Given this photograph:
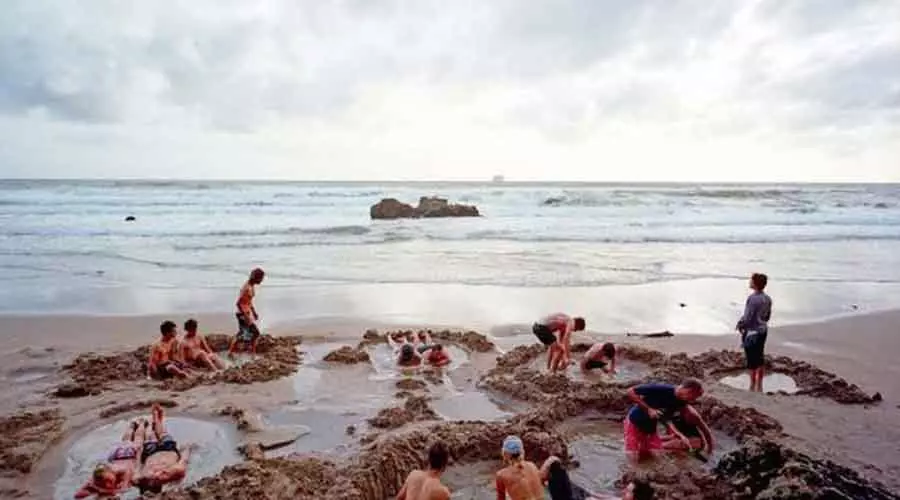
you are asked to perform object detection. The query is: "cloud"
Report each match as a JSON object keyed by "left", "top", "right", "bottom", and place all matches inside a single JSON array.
[{"left": 0, "top": 0, "right": 898, "bottom": 180}]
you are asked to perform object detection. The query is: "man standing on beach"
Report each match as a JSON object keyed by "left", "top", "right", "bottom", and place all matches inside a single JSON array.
[
  {"left": 396, "top": 441, "right": 451, "bottom": 500},
  {"left": 532, "top": 313, "right": 586, "bottom": 372},
  {"left": 228, "top": 267, "right": 265, "bottom": 357},
  {"left": 736, "top": 273, "right": 772, "bottom": 392}
]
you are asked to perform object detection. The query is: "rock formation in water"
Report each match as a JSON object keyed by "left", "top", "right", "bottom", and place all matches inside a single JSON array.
[{"left": 369, "top": 196, "right": 480, "bottom": 219}]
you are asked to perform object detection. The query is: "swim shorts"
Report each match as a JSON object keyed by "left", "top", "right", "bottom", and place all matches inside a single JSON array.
[
  {"left": 154, "top": 361, "right": 183, "bottom": 380},
  {"left": 623, "top": 419, "right": 662, "bottom": 453},
  {"left": 584, "top": 358, "right": 607, "bottom": 370},
  {"left": 107, "top": 442, "right": 138, "bottom": 462},
  {"left": 743, "top": 330, "right": 767, "bottom": 369},
  {"left": 235, "top": 313, "right": 261, "bottom": 343},
  {"left": 141, "top": 434, "right": 179, "bottom": 463},
  {"left": 532, "top": 323, "right": 557, "bottom": 346}
]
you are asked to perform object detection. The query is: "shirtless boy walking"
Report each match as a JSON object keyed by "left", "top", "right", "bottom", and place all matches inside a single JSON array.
[
  {"left": 228, "top": 268, "right": 265, "bottom": 357},
  {"left": 397, "top": 441, "right": 451, "bottom": 500},
  {"left": 532, "top": 314, "right": 586, "bottom": 372}
]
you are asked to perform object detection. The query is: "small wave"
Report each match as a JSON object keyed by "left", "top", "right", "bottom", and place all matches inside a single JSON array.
[{"left": 306, "top": 190, "right": 383, "bottom": 198}]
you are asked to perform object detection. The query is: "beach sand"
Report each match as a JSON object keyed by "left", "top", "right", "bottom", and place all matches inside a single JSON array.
[{"left": 1, "top": 310, "right": 898, "bottom": 496}]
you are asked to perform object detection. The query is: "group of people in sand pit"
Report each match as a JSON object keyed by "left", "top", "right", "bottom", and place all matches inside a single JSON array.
[
  {"left": 398, "top": 440, "right": 655, "bottom": 500},
  {"left": 147, "top": 268, "right": 267, "bottom": 380},
  {"left": 388, "top": 330, "right": 453, "bottom": 369},
  {"left": 75, "top": 404, "right": 193, "bottom": 498}
]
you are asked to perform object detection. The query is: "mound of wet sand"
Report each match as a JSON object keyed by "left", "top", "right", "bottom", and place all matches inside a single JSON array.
[
  {"left": 0, "top": 409, "right": 65, "bottom": 474},
  {"left": 98, "top": 398, "right": 177, "bottom": 419},
  {"left": 367, "top": 395, "right": 438, "bottom": 429},
  {"left": 395, "top": 378, "right": 427, "bottom": 391},
  {"left": 323, "top": 345, "right": 371, "bottom": 364},
  {"left": 56, "top": 335, "right": 302, "bottom": 396},
  {"left": 358, "top": 328, "right": 495, "bottom": 352}
]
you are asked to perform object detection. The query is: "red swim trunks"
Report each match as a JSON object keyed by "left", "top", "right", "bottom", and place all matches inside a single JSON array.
[{"left": 623, "top": 419, "right": 662, "bottom": 453}]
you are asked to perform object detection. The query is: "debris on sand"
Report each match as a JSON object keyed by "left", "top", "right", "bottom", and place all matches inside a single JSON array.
[
  {"left": 323, "top": 345, "right": 371, "bottom": 364},
  {"left": 0, "top": 409, "right": 65, "bottom": 474},
  {"left": 99, "top": 399, "right": 177, "bottom": 419},
  {"left": 217, "top": 405, "right": 264, "bottom": 432},
  {"left": 395, "top": 379, "right": 427, "bottom": 391}
]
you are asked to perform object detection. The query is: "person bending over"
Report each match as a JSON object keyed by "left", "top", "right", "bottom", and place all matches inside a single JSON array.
[
  {"left": 532, "top": 314, "right": 586, "bottom": 372},
  {"left": 397, "top": 441, "right": 451, "bottom": 500},
  {"left": 148, "top": 321, "right": 189, "bottom": 380},
  {"left": 180, "top": 318, "right": 225, "bottom": 371},
  {"left": 133, "top": 404, "right": 194, "bottom": 496},
  {"left": 624, "top": 379, "right": 704, "bottom": 462},
  {"left": 229, "top": 267, "right": 265, "bottom": 357},
  {"left": 540, "top": 456, "right": 655, "bottom": 500},
  {"left": 74, "top": 418, "right": 147, "bottom": 498},
  {"left": 736, "top": 272, "right": 772, "bottom": 392},
  {"left": 495, "top": 435, "right": 544, "bottom": 500},
  {"left": 581, "top": 342, "right": 616, "bottom": 374},
  {"left": 661, "top": 405, "right": 714, "bottom": 456}
]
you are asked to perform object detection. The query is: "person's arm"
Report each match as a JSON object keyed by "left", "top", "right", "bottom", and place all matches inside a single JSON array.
[
  {"left": 386, "top": 334, "right": 398, "bottom": 350},
  {"left": 395, "top": 476, "right": 409, "bottom": 500},
  {"left": 495, "top": 473, "right": 506, "bottom": 500},
  {"left": 686, "top": 406, "right": 715, "bottom": 453},
  {"left": 164, "top": 444, "right": 193, "bottom": 482},
  {"left": 539, "top": 456, "right": 560, "bottom": 483},
  {"left": 606, "top": 356, "right": 617, "bottom": 374},
  {"left": 73, "top": 482, "right": 94, "bottom": 499},
  {"left": 147, "top": 345, "right": 159, "bottom": 378},
  {"left": 627, "top": 386, "right": 659, "bottom": 419},
  {"left": 663, "top": 421, "right": 691, "bottom": 447},
  {"left": 200, "top": 336, "right": 213, "bottom": 354},
  {"left": 736, "top": 295, "right": 758, "bottom": 332}
]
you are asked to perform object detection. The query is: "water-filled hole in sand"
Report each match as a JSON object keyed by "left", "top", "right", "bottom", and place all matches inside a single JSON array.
[
  {"left": 528, "top": 354, "right": 651, "bottom": 382},
  {"left": 53, "top": 416, "right": 241, "bottom": 500},
  {"left": 368, "top": 344, "right": 471, "bottom": 379},
  {"left": 264, "top": 408, "right": 367, "bottom": 457},
  {"left": 443, "top": 461, "right": 498, "bottom": 500},
  {"left": 431, "top": 391, "right": 515, "bottom": 422},
  {"left": 718, "top": 372, "right": 799, "bottom": 394}
]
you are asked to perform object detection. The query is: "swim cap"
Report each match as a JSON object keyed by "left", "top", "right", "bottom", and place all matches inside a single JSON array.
[{"left": 502, "top": 435, "right": 523, "bottom": 455}]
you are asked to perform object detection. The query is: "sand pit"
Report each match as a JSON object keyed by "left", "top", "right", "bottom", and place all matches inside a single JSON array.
[
  {"left": 53, "top": 416, "right": 242, "bottom": 500},
  {"left": 359, "top": 328, "right": 495, "bottom": 353},
  {"left": 0, "top": 409, "right": 65, "bottom": 475}
]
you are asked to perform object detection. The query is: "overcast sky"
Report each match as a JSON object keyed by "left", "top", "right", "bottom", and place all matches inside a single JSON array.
[{"left": 1, "top": 0, "right": 899, "bottom": 181}]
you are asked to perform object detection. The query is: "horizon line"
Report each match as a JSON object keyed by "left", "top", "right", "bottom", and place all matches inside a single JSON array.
[{"left": 2, "top": 178, "right": 900, "bottom": 185}]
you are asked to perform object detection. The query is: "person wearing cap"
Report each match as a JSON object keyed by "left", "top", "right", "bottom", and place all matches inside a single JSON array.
[{"left": 495, "top": 436, "right": 544, "bottom": 500}]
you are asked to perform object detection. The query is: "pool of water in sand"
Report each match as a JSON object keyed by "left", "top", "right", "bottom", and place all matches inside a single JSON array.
[
  {"left": 718, "top": 372, "right": 799, "bottom": 394},
  {"left": 527, "top": 354, "right": 651, "bottom": 382},
  {"left": 53, "top": 417, "right": 242, "bottom": 500}
]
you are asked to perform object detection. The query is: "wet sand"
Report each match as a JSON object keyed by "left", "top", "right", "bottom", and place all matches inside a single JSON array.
[{"left": 0, "top": 310, "right": 899, "bottom": 497}]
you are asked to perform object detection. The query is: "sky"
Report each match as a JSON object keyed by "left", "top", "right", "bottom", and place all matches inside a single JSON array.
[{"left": 1, "top": 0, "right": 899, "bottom": 182}]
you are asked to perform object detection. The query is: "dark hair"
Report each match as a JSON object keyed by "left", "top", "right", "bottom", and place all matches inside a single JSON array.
[
  {"left": 427, "top": 441, "right": 449, "bottom": 470},
  {"left": 250, "top": 267, "right": 265, "bottom": 283},
  {"left": 546, "top": 461, "right": 575, "bottom": 500},
  {"left": 433, "top": 343, "right": 443, "bottom": 351},
  {"left": 601, "top": 342, "right": 616, "bottom": 359},
  {"left": 573, "top": 317, "right": 586, "bottom": 331},
  {"left": 137, "top": 477, "right": 163, "bottom": 495},
  {"left": 751, "top": 273, "right": 768, "bottom": 291},
  {"left": 160, "top": 320, "right": 176, "bottom": 336},
  {"left": 632, "top": 478, "right": 655, "bottom": 500},
  {"left": 184, "top": 318, "right": 198, "bottom": 332},
  {"left": 681, "top": 378, "right": 703, "bottom": 393}
]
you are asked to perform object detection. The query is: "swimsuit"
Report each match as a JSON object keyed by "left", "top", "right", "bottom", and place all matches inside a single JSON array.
[
  {"left": 107, "top": 442, "right": 138, "bottom": 462},
  {"left": 532, "top": 323, "right": 557, "bottom": 346},
  {"left": 235, "top": 312, "right": 261, "bottom": 343},
  {"left": 141, "top": 434, "right": 180, "bottom": 464}
]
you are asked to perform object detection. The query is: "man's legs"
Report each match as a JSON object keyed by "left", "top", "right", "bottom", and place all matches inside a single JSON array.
[
  {"left": 165, "top": 362, "right": 189, "bottom": 378},
  {"left": 151, "top": 403, "right": 167, "bottom": 441}
]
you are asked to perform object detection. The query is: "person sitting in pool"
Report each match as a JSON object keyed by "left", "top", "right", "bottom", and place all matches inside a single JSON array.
[
  {"left": 74, "top": 418, "right": 148, "bottom": 498},
  {"left": 397, "top": 441, "right": 451, "bottom": 500},
  {"left": 180, "top": 318, "right": 225, "bottom": 371},
  {"left": 533, "top": 314, "right": 586, "bottom": 372},
  {"left": 148, "top": 321, "right": 190, "bottom": 380},
  {"left": 495, "top": 435, "right": 544, "bottom": 500},
  {"left": 624, "top": 379, "right": 704, "bottom": 462},
  {"left": 133, "top": 403, "right": 195, "bottom": 495},
  {"left": 580, "top": 342, "right": 616, "bottom": 374},
  {"left": 415, "top": 331, "right": 435, "bottom": 353},
  {"left": 396, "top": 343, "right": 423, "bottom": 368},
  {"left": 540, "top": 456, "right": 655, "bottom": 500},
  {"left": 424, "top": 344, "right": 451, "bottom": 367},
  {"left": 228, "top": 267, "right": 265, "bottom": 358},
  {"left": 661, "top": 405, "right": 714, "bottom": 456}
]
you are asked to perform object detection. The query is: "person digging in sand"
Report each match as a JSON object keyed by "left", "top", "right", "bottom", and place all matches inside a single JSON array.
[
  {"left": 660, "top": 405, "right": 714, "bottom": 457},
  {"left": 148, "top": 321, "right": 189, "bottom": 380},
  {"left": 180, "top": 318, "right": 225, "bottom": 371},
  {"left": 624, "top": 379, "right": 704, "bottom": 462},
  {"left": 580, "top": 342, "right": 616, "bottom": 374},
  {"left": 532, "top": 314, "right": 585, "bottom": 372},
  {"left": 133, "top": 403, "right": 195, "bottom": 496},
  {"left": 736, "top": 272, "right": 772, "bottom": 392},
  {"left": 540, "top": 456, "right": 655, "bottom": 500},
  {"left": 228, "top": 267, "right": 265, "bottom": 358},
  {"left": 397, "top": 440, "right": 451, "bottom": 500},
  {"left": 495, "top": 435, "right": 544, "bottom": 500},
  {"left": 74, "top": 418, "right": 148, "bottom": 498}
]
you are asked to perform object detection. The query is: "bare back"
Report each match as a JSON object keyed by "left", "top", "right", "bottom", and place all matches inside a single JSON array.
[
  {"left": 398, "top": 470, "right": 450, "bottom": 500},
  {"left": 540, "top": 313, "right": 571, "bottom": 334},
  {"left": 496, "top": 461, "right": 544, "bottom": 500}
]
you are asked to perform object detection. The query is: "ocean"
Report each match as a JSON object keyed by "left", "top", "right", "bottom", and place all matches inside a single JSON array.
[{"left": 2, "top": 180, "right": 900, "bottom": 334}]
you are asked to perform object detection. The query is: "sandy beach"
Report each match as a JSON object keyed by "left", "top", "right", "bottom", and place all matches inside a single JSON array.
[{"left": 0, "top": 309, "right": 898, "bottom": 498}]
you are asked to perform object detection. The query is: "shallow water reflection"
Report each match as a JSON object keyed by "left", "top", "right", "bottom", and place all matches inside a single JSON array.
[{"left": 719, "top": 372, "right": 799, "bottom": 394}]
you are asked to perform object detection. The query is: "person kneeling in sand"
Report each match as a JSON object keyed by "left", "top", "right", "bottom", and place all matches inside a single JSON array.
[
  {"left": 423, "top": 344, "right": 451, "bottom": 367},
  {"left": 74, "top": 418, "right": 148, "bottom": 498},
  {"left": 580, "top": 342, "right": 616, "bottom": 375},
  {"left": 661, "top": 405, "right": 714, "bottom": 457},
  {"left": 180, "top": 318, "right": 225, "bottom": 371},
  {"left": 533, "top": 314, "right": 586, "bottom": 372},
  {"left": 495, "top": 436, "right": 544, "bottom": 500},
  {"left": 624, "top": 379, "right": 704, "bottom": 462},
  {"left": 133, "top": 403, "right": 195, "bottom": 496},
  {"left": 540, "top": 456, "right": 655, "bottom": 500},
  {"left": 148, "top": 321, "right": 190, "bottom": 380},
  {"left": 397, "top": 441, "right": 451, "bottom": 500}
]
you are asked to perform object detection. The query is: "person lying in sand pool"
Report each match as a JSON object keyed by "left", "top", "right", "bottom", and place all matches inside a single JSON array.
[
  {"left": 397, "top": 441, "right": 451, "bottom": 500},
  {"left": 180, "top": 318, "right": 225, "bottom": 371},
  {"left": 133, "top": 403, "right": 194, "bottom": 496},
  {"left": 580, "top": 342, "right": 616, "bottom": 374},
  {"left": 495, "top": 435, "right": 544, "bottom": 500},
  {"left": 424, "top": 344, "right": 451, "bottom": 367},
  {"left": 624, "top": 379, "right": 704, "bottom": 461},
  {"left": 540, "top": 456, "right": 655, "bottom": 500},
  {"left": 661, "top": 405, "right": 714, "bottom": 456},
  {"left": 148, "top": 321, "right": 189, "bottom": 380},
  {"left": 228, "top": 267, "right": 265, "bottom": 358},
  {"left": 533, "top": 314, "right": 586, "bottom": 372},
  {"left": 74, "top": 418, "right": 148, "bottom": 498}
]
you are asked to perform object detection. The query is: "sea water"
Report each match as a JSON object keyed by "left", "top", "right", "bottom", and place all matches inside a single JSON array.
[{"left": 2, "top": 180, "right": 900, "bottom": 333}]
